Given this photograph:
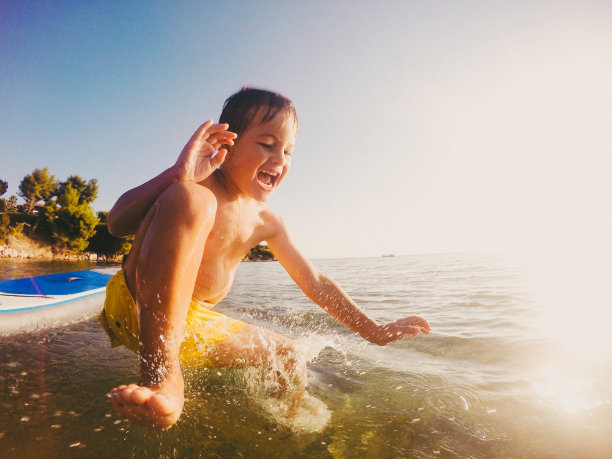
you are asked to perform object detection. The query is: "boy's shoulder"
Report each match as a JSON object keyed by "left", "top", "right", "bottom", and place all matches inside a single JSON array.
[{"left": 254, "top": 203, "right": 288, "bottom": 241}]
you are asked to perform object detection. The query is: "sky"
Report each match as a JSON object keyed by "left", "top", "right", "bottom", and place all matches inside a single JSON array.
[{"left": 2, "top": 0, "right": 611, "bottom": 267}]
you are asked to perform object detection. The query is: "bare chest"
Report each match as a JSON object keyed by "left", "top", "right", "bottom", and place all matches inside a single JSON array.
[{"left": 192, "top": 201, "right": 264, "bottom": 304}]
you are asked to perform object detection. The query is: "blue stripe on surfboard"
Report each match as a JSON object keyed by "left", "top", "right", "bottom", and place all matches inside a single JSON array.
[
  {"left": 0, "top": 290, "right": 105, "bottom": 313},
  {"left": 0, "top": 270, "right": 111, "bottom": 295}
]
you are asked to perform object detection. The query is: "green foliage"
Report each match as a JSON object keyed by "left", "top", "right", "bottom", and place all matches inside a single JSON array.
[
  {"left": 0, "top": 195, "right": 18, "bottom": 213},
  {"left": 8, "top": 222, "right": 25, "bottom": 237},
  {"left": 56, "top": 175, "right": 98, "bottom": 204},
  {"left": 0, "top": 181, "right": 12, "bottom": 242},
  {"left": 0, "top": 212, "right": 9, "bottom": 242},
  {"left": 87, "top": 223, "right": 133, "bottom": 257},
  {"left": 5, "top": 169, "right": 104, "bottom": 253},
  {"left": 96, "top": 211, "right": 108, "bottom": 223},
  {"left": 44, "top": 182, "right": 99, "bottom": 252},
  {"left": 243, "top": 243, "right": 276, "bottom": 261},
  {"left": 18, "top": 167, "right": 58, "bottom": 214}
]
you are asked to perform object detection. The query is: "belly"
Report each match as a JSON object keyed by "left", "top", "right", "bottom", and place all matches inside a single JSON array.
[{"left": 192, "top": 262, "right": 236, "bottom": 306}]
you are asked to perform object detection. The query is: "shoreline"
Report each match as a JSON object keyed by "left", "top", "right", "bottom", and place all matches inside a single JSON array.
[
  {"left": 1, "top": 234, "right": 275, "bottom": 263},
  {"left": 0, "top": 234, "right": 121, "bottom": 263}
]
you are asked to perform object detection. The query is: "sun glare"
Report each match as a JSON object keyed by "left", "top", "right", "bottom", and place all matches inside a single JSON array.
[{"left": 523, "top": 244, "right": 612, "bottom": 414}]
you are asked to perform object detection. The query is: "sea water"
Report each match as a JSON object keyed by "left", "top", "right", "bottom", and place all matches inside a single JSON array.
[{"left": 1, "top": 254, "right": 611, "bottom": 458}]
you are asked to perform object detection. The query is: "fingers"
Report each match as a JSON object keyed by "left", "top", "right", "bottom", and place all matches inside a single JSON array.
[
  {"left": 193, "top": 120, "right": 237, "bottom": 144},
  {"left": 408, "top": 316, "right": 431, "bottom": 334},
  {"left": 188, "top": 120, "right": 214, "bottom": 145},
  {"left": 381, "top": 316, "right": 431, "bottom": 343},
  {"left": 210, "top": 149, "right": 228, "bottom": 169},
  {"left": 400, "top": 326, "right": 421, "bottom": 337},
  {"left": 208, "top": 136, "right": 234, "bottom": 153}
]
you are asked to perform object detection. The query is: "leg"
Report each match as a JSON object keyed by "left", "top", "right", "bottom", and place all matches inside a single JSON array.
[
  {"left": 207, "top": 324, "right": 307, "bottom": 412},
  {"left": 110, "top": 182, "right": 216, "bottom": 430}
]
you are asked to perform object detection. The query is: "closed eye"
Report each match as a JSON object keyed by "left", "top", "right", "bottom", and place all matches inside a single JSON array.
[{"left": 258, "top": 143, "right": 273, "bottom": 149}]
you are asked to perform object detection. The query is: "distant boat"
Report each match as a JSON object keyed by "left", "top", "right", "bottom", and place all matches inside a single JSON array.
[{"left": 382, "top": 254, "right": 395, "bottom": 257}]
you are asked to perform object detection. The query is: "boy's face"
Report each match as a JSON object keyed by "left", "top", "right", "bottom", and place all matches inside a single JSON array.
[{"left": 223, "top": 110, "right": 296, "bottom": 202}]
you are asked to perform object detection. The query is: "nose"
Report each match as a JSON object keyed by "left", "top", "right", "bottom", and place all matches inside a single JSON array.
[{"left": 270, "top": 148, "right": 287, "bottom": 166}]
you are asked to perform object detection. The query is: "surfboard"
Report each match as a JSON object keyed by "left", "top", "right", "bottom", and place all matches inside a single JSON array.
[{"left": 0, "top": 269, "right": 116, "bottom": 335}]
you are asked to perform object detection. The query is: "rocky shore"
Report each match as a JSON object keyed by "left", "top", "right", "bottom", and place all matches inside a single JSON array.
[
  {"left": 0, "top": 235, "right": 121, "bottom": 262},
  {"left": 1, "top": 234, "right": 273, "bottom": 263}
]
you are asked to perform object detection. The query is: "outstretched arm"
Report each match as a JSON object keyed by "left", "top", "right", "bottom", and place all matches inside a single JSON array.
[
  {"left": 107, "top": 121, "right": 236, "bottom": 236},
  {"left": 266, "top": 216, "right": 430, "bottom": 345}
]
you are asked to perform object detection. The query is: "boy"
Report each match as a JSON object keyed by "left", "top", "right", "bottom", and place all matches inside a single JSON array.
[{"left": 100, "top": 87, "right": 430, "bottom": 430}]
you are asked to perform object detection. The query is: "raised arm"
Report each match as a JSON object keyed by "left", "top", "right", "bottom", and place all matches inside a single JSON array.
[
  {"left": 266, "top": 215, "right": 430, "bottom": 345},
  {"left": 107, "top": 121, "right": 236, "bottom": 236}
]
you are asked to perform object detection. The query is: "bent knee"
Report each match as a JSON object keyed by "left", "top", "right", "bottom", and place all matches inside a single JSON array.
[{"left": 157, "top": 181, "right": 217, "bottom": 226}]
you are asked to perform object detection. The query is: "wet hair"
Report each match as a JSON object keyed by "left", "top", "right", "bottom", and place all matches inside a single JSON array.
[{"left": 219, "top": 87, "right": 298, "bottom": 138}]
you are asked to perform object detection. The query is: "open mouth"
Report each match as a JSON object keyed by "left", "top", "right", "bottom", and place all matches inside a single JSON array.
[{"left": 256, "top": 170, "right": 280, "bottom": 191}]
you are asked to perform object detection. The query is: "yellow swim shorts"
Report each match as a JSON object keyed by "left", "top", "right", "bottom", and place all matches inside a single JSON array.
[{"left": 99, "top": 270, "right": 246, "bottom": 367}]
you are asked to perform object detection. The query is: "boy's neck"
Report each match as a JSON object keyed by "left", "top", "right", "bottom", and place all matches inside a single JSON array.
[{"left": 210, "top": 169, "right": 245, "bottom": 202}]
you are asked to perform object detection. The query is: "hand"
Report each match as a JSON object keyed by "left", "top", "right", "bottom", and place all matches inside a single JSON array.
[
  {"left": 172, "top": 120, "right": 237, "bottom": 183},
  {"left": 368, "top": 316, "right": 431, "bottom": 346}
]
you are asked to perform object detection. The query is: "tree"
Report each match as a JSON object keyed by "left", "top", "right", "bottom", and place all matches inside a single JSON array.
[
  {"left": 88, "top": 223, "right": 133, "bottom": 257},
  {"left": 18, "top": 167, "right": 58, "bottom": 214},
  {"left": 0, "top": 195, "right": 17, "bottom": 213},
  {"left": 0, "top": 180, "right": 11, "bottom": 241},
  {"left": 0, "top": 213, "right": 9, "bottom": 242},
  {"left": 96, "top": 210, "right": 108, "bottom": 223},
  {"left": 243, "top": 242, "right": 276, "bottom": 261},
  {"left": 56, "top": 175, "right": 98, "bottom": 204},
  {"left": 45, "top": 182, "right": 99, "bottom": 251}
]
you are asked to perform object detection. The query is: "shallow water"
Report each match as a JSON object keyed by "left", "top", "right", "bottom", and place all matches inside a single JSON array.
[{"left": 1, "top": 254, "right": 611, "bottom": 458}]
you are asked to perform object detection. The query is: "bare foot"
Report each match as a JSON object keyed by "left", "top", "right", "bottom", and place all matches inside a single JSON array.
[{"left": 109, "top": 370, "right": 184, "bottom": 430}]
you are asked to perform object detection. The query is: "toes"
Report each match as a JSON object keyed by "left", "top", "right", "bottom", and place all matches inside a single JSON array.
[
  {"left": 110, "top": 384, "right": 155, "bottom": 407},
  {"left": 110, "top": 386, "right": 133, "bottom": 406},
  {"left": 148, "top": 393, "right": 179, "bottom": 416},
  {"left": 131, "top": 387, "right": 153, "bottom": 405},
  {"left": 107, "top": 383, "right": 183, "bottom": 430},
  {"left": 110, "top": 391, "right": 126, "bottom": 408}
]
